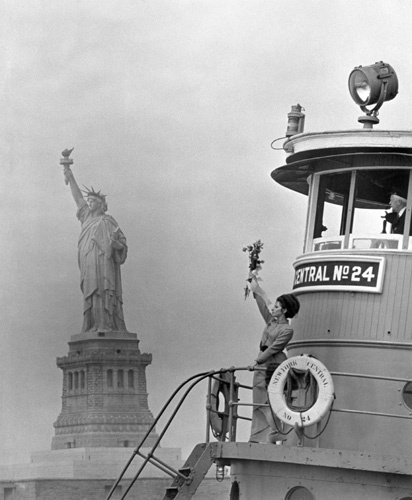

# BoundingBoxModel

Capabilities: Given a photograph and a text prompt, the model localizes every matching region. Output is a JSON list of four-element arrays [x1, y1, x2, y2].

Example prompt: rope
[[269, 405, 294, 436], [299, 398, 335, 439]]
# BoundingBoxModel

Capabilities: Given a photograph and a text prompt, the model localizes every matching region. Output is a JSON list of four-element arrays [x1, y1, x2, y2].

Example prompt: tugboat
[[108, 62, 412, 500]]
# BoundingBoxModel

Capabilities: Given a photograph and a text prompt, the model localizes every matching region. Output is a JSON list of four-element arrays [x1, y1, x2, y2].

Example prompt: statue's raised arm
[[64, 166, 84, 206], [60, 149, 128, 334], [61, 148, 83, 206]]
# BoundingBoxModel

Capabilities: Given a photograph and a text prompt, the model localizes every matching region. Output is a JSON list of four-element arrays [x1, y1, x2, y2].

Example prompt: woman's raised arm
[[249, 275, 273, 324]]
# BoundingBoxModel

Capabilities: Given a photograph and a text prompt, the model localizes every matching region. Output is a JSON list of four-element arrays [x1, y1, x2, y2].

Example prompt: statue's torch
[[60, 148, 74, 185]]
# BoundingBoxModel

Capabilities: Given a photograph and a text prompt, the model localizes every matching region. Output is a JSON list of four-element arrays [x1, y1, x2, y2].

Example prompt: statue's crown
[[82, 185, 107, 203]]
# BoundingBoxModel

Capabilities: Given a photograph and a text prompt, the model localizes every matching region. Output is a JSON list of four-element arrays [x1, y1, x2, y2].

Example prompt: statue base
[[52, 330, 158, 450], [0, 447, 183, 480]]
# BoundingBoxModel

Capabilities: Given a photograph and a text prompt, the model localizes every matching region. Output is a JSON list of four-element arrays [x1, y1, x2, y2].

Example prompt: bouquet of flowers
[[242, 240, 264, 299]]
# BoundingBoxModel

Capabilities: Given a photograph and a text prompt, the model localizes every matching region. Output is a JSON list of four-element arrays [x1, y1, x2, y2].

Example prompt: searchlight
[[348, 61, 398, 129]]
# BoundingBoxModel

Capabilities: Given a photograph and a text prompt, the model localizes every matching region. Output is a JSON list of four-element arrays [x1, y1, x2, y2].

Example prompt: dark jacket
[[391, 211, 412, 235]]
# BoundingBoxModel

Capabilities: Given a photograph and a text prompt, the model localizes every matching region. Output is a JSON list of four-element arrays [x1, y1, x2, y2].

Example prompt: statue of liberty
[[62, 151, 128, 333]]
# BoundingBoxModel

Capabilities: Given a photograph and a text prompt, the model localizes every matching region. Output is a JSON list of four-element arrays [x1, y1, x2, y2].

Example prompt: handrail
[[330, 371, 412, 383], [105, 369, 212, 500], [105, 366, 255, 500], [205, 366, 261, 443], [105, 363, 412, 500], [331, 407, 412, 420]]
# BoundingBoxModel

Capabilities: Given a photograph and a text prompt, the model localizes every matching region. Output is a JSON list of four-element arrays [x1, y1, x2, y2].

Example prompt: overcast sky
[[2, 0, 412, 461]]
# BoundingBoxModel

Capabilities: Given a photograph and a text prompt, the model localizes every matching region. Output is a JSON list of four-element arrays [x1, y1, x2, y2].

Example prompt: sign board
[[293, 255, 385, 293]]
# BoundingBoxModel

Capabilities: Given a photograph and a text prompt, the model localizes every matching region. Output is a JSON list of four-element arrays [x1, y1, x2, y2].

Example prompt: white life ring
[[267, 355, 334, 428]]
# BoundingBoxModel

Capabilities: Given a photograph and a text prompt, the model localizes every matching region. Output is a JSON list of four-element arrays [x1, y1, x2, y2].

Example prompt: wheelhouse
[[272, 131, 412, 254]]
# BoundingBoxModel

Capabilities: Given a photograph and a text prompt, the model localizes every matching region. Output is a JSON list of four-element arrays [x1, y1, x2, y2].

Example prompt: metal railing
[[104, 364, 412, 499], [205, 366, 257, 443], [329, 370, 412, 420], [104, 366, 255, 500]]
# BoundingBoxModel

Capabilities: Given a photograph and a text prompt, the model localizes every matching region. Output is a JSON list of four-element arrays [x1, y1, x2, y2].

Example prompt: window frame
[[305, 167, 412, 253]]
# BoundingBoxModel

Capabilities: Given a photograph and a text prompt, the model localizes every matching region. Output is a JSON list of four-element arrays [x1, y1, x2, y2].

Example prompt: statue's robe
[[77, 199, 128, 332]]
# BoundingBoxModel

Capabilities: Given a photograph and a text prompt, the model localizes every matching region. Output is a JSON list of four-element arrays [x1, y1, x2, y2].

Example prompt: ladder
[[162, 443, 215, 499], [105, 367, 251, 500]]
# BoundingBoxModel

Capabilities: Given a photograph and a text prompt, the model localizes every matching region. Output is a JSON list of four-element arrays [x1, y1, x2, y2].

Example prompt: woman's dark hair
[[277, 293, 300, 319]]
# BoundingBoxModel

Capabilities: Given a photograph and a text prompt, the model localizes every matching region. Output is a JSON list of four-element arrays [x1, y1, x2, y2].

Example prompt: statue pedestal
[[52, 331, 158, 450], [0, 447, 183, 481]]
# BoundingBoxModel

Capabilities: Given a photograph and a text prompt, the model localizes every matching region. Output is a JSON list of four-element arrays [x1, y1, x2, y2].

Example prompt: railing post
[[228, 369, 238, 442], [205, 374, 212, 443]]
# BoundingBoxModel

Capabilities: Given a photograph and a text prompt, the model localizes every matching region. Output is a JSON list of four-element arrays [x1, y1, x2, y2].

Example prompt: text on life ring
[[267, 355, 335, 428]]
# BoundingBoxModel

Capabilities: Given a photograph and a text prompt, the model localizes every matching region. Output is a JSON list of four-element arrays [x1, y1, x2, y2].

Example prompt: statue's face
[[87, 196, 103, 214]]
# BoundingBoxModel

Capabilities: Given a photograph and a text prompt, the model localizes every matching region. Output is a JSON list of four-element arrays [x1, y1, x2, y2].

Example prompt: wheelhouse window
[[307, 168, 412, 252], [312, 172, 351, 250]]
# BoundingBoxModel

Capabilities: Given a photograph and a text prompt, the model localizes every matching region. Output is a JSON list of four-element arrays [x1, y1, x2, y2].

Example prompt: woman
[[249, 275, 300, 443]]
